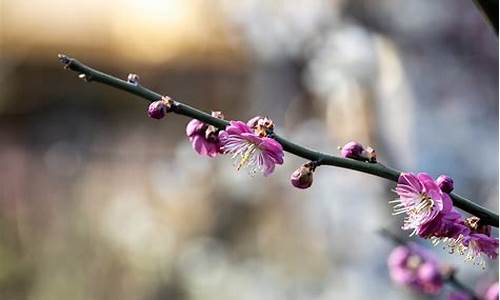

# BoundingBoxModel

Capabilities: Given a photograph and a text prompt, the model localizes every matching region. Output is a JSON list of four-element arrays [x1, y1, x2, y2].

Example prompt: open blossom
[[186, 111, 224, 157], [439, 217, 499, 266], [218, 119, 284, 176], [392, 173, 499, 264], [418, 215, 498, 267], [388, 244, 444, 295], [462, 233, 499, 261], [391, 173, 452, 235], [459, 217, 499, 264]]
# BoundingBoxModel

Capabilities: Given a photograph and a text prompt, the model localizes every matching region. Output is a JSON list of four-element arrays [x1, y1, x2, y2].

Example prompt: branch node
[[127, 73, 140, 85], [78, 73, 92, 82], [57, 54, 72, 70]]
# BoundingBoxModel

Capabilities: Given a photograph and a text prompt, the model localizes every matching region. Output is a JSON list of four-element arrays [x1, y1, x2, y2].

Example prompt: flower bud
[[340, 141, 377, 162], [365, 146, 377, 162], [211, 111, 224, 119], [340, 141, 364, 159], [127, 73, 140, 85], [147, 96, 173, 119], [186, 119, 205, 136], [436, 175, 454, 193], [148, 101, 167, 119], [290, 162, 315, 189]]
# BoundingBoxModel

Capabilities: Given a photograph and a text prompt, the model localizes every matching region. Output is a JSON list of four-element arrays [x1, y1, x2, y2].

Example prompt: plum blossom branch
[[57, 54, 499, 228]]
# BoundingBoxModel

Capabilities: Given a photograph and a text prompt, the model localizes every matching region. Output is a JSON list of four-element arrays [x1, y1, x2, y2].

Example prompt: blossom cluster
[[337, 140, 498, 266], [185, 111, 225, 158], [148, 101, 323, 186], [147, 103, 498, 267], [388, 244, 499, 299], [391, 172, 498, 267], [388, 244, 444, 295], [185, 112, 284, 176]]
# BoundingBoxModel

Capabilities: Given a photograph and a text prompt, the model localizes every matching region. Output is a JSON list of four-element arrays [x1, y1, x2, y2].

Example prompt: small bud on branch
[[290, 161, 316, 189]]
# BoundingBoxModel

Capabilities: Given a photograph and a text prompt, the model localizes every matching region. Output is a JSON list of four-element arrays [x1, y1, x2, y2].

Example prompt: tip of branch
[[57, 54, 73, 70], [57, 53, 70, 63]]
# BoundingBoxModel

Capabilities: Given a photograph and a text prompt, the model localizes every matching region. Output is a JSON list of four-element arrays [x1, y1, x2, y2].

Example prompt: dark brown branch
[[57, 54, 499, 227]]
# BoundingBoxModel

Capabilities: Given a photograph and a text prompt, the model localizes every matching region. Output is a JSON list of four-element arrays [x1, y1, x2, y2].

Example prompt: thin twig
[[57, 54, 499, 228]]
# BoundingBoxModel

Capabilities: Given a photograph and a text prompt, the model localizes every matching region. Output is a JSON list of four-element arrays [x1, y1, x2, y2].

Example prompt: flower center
[[412, 194, 434, 214], [406, 255, 422, 270], [237, 143, 257, 171]]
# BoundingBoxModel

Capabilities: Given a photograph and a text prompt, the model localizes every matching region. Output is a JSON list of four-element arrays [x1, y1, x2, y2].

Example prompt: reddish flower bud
[[436, 175, 454, 193], [147, 96, 173, 119], [364, 146, 377, 162], [186, 111, 225, 158], [340, 141, 364, 159], [340, 141, 377, 162], [148, 101, 167, 119], [290, 162, 315, 189]]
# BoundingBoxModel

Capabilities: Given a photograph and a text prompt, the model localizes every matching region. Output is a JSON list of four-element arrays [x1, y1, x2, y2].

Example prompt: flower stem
[[57, 54, 499, 228]]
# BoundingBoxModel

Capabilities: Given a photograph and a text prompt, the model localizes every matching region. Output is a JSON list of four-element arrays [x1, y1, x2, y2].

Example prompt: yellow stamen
[[237, 145, 255, 171], [406, 255, 422, 270]]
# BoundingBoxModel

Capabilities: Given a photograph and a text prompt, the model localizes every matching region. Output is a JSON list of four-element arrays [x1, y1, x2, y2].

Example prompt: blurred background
[[0, 0, 498, 299]]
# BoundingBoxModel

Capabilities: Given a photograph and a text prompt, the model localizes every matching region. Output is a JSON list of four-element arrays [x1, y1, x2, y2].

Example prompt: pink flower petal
[[186, 119, 205, 137]]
